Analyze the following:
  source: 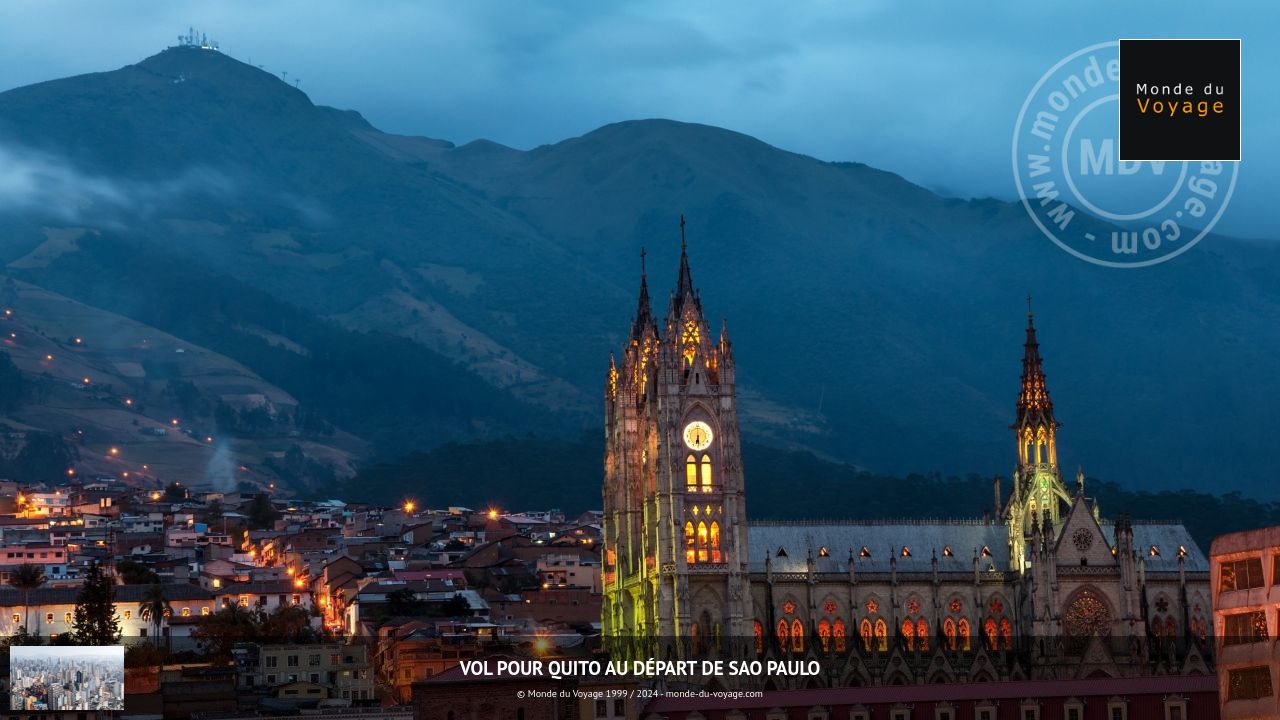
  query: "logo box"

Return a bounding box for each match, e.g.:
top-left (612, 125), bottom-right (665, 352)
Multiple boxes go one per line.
top-left (1119, 39), bottom-right (1240, 161)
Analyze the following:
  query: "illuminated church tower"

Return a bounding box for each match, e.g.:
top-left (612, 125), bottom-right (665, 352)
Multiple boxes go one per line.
top-left (1004, 299), bottom-right (1072, 573)
top-left (602, 218), bottom-right (753, 658)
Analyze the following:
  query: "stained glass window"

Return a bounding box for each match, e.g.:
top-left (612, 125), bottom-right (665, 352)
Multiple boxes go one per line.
top-left (777, 619), bottom-right (789, 648)
top-left (944, 618), bottom-right (957, 651)
top-left (696, 522), bottom-right (709, 562)
top-left (984, 618), bottom-right (998, 650)
top-left (700, 455), bottom-right (713, 492)
top-left (917, 619), bottom-right (929, 652)
top-left (958, 618), bottom-right (971, 652)
top-left (859, 619), bottom-right (873, 652)
top-left (791, 619), bottom-right (804, 652)
top-left (824, 599), bottom-right (838, 615)
top-left (1000, 618), bottom-right (1013, 650)
top-left (818, 620), bottom-right (831, 652)
top-left (684, 522), bottom-right (695, 564)
top-left (685, 455), bottom-right (697, 491)
top-left (754, 620), bottom-right (763, 655)
top-left (902, 619), bottom-right (915, 651)
top-left (833, 619), bottom-right (846, 652)
top-left (709, 522), bottom-right (721, 563)
top-left (1064, 589), bottom-right (1111, 638)
top-left (874, 618), bottom-right (888, 652)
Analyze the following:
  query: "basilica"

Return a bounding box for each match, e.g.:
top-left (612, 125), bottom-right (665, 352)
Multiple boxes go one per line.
top-left (601, 224), bottom-right (1212, 685)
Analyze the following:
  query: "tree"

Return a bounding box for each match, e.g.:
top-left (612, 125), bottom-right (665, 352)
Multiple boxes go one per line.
top-left (8, 563), bottom-right (46, 635)
top-left (138, 583), bottom-right (172, 648)
top-left (116, 559), bottom-right (160, 585)
top-left (70, 561), bottom-right (120, 645)
top-left (192, 603), bottom-right (257, 664)
top-left (259, 604), bottom-right (316, 644)
top-left (205, 498), bottom-right (224, 522)
top-left (0, 351), bottom-right (27, 412)
top-left (163, 481), bottom-right (185, 503)
top-left (246, 493), bottom-right (280, 530)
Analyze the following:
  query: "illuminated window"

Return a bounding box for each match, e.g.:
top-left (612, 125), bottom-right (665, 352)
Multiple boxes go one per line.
top-left (777, 619), bottom-right (790, 649)
top-left (818, 619), bottom-right (831, 652)
top-left (819, 546), bottom-right (830, 557)
top-left (901, 546), bottom-right (911, 557)
top-left (917, 618), bottom-right (930, 652)
top-left (833, 618), bottom-right (846, 652)
top-left (1000, 618), bottom-right (1013, 650)
top-left (124, 610), bottom-right (132, 620)
top-left (201, 607), bottom-right (211, 616)
top-left (181, 607), bottom-right (191, 617)
top-left (958, 618), bottom-right (971, 651)
top-left (239, 595), bottom-right (250, 607)
top-left (902, 619), bottom-right (915, 651)
top-left (944, 618), bottom-right (957, 651)
top-left (754, 620), bottom-right (763, 655)
top-left (45, 613), bottom-right (53, 624)
top-left (684, 522), bottom-right (696, 564)
top-left (700, 455), bottom-right (713, 491)
top-left (697, 522), bottom-right (709, 562)
top-left (859, 546), bottom-right (871, 558)
top-left (689, 622), bottom-right (700, 654)
top-left (984, 618), bottom-right (998, 650)
top-left (709, 522), bottom-right (722, 563)
top-left (10, 613), bottom-right (18, 624)
top-left (791, 618), bottom-right (804, 652)
top-left (686, 455), bottom-right (697, 491)
top-left (64, 612), bottom-right (72, 624)
top-left (874, 618), bottom-right (888, 652)
top-left (859, 619), bottom-right (873, 652)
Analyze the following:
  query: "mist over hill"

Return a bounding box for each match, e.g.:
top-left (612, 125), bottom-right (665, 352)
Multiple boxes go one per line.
top-left (2, 46), bottom-right (1278, 498)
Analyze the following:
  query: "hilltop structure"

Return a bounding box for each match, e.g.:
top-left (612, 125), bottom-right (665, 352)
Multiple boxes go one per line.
top-left (602, 221), bottom-right (1212, 685)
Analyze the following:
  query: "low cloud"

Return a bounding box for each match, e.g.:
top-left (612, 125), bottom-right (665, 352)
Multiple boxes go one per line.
top-left (0, 143), bottom-right (235, 222)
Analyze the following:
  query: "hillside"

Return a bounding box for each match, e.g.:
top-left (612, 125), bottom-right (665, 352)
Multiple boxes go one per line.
top-left (1, 46), bottom-right (1279, 497)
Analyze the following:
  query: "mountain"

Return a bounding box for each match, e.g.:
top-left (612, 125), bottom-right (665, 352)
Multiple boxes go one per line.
top-left (2, 46), bottom-right (1279, 497)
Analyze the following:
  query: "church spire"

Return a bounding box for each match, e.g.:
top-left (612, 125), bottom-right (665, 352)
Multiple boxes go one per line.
top-left (669, 214), bottom-right (701, 320)
top-left (631, 247), bottom-right (655, 339)
top-left (1015, 295), bottom-right (1058, 431)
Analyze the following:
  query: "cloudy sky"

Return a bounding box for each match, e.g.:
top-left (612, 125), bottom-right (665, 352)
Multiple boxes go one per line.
top-left (0, 1), bottom-right (1272, 238)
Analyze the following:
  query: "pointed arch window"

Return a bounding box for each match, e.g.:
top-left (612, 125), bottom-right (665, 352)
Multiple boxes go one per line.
top-left (684, 522), bottom-right (695, 564)
top-left (944, 617), bottom-right (957, 651)
top-left (999, 617), bottom-right (1013, 650)
top-left (791, 618), bottom-right (804, 653)
top-left (902, 619), bottom-right (916, 651)
top-left (700, 454), bottom-right (713, 492)
top-left (818, 620), bottom-right (831, 652)
top-left (685, 455), bottom-right (697, 492)
top-left (917, 618), bottom-right (930, 652)
top-left (709, 521), bottom-right (722, 563)
top-left (874, 618), bottom-right (888, 652)
top-left (958, 618), bottom-right (972, 652)
top-left (1164, 616), bottom-right (1177, 639)
top-left (696, 522), bottom-right (709, 562)
top-left (690, 621), bottom-right (701, 655)
top-left (984, 618), bottom-right (999, 650)
top-left (859, 619), bottom-right (873, 653)
top-left (777, 619), bottom-right (789, 650)
top-left (833, 618), bottom-right (846, 652)
top-left (753, 620), bottom-right (763, 655)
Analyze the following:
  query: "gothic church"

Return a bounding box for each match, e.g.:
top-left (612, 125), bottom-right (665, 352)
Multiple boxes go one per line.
top-left (602, 224), bottom-right (1212, 685)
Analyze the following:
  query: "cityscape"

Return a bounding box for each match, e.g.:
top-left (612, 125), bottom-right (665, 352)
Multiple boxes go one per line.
top-left (0, 5), bottom-right (1273, 720)
top-left (8, 646), bottom-right (124, 711)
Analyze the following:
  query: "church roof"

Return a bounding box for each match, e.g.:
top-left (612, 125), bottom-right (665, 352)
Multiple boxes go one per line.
top-left (1100, 521), bottom-right (1209, 572)
top-left (748, 520), bottom-right (1010, 574)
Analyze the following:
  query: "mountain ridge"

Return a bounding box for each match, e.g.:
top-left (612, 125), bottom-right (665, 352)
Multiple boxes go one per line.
top-left (1, 47), bottom-right (1277, 498)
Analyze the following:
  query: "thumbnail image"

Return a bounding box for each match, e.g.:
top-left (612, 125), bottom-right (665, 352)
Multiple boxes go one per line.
top-left (8, 645), bottom-right (124, 711)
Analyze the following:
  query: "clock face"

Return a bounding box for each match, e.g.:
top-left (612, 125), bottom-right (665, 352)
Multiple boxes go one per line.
top-left (683, 421), bottom-right (714, 450)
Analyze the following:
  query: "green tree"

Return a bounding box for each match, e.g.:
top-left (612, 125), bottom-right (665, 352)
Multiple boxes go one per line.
top-left (163, 481), bottom-right (185, 503)
top-left (246, 493), bottom-right (280, 530)
top-left (115, 559), bottom-right (160, 585)
top-left (8, 563), bottom-right (46, 635)
top-left (70, 561), bottom-right (121, 645)
top-left (191, 603), bottom-right (257, 664)
top-left (0, 351), bottom-right (26, 412)
top-left (138, 583), bottom-right (173, 648)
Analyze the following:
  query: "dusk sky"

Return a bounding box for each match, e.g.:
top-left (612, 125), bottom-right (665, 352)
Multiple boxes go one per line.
top-left (0, 0), bottom-right (1272, 238)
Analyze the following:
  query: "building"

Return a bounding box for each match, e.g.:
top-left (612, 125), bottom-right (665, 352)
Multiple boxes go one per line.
top-left (241, 643), bottom-right (375, 703)
top-left (1210, 526), bottom-right (1280, 718)
top-left (602, 226), bottom-right (1213, 686)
